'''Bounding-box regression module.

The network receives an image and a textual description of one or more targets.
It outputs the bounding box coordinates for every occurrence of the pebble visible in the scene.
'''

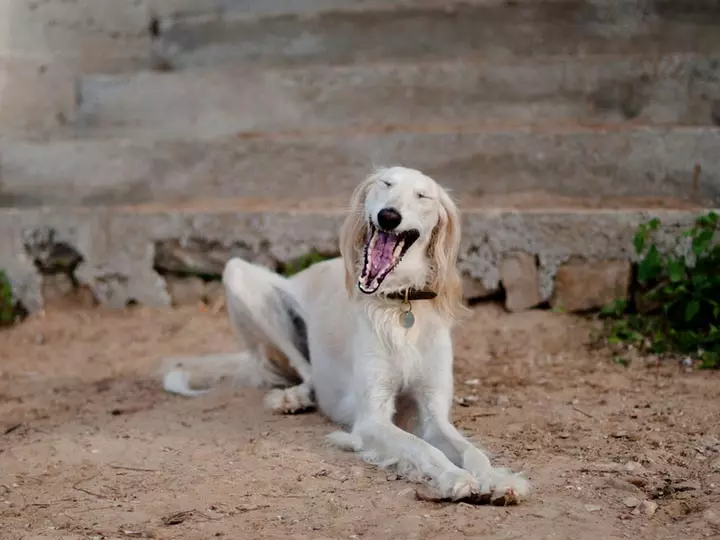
[640,500,658,517]
[495,395,510,407]
[703,509,720,527]
[624,461,645,473]
[623,496,641,508]
[605,477,644,495]
[464,379,480,386]
[584,504,602,513]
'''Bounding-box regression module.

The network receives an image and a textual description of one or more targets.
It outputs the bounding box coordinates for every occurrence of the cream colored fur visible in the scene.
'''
[162,166,530,502]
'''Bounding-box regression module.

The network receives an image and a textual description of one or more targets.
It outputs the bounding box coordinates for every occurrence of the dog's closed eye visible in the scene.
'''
[416,192,431,200]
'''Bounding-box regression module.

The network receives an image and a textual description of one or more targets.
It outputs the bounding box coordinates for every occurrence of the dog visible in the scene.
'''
[163,166,529,503]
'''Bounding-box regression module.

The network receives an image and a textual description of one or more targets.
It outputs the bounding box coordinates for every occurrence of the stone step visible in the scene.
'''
[1,125,718,207]
[152,1,720,70]
[0,196,712,312]
[150,0,534,20]
[75,54,720,138]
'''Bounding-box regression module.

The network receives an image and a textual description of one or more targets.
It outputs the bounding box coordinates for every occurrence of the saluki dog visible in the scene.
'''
[163,166,529,503]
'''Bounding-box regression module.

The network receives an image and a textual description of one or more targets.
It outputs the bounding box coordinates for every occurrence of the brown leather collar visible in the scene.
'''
[384,288,438,301]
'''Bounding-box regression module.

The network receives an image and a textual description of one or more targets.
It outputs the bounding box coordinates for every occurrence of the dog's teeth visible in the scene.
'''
[392,239,405,262]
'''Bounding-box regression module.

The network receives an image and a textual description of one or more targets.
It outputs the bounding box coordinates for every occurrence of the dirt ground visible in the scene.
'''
[1,302,719,540]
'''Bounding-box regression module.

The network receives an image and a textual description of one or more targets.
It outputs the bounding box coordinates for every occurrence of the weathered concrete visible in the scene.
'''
[155,2,720,69]
[0,58,78,138]
[2,127,718,207]
[0,202,714,313]
[551,258,632,312]
[500,252,542,312]
[74,54,720,139]
[149,0,525,19]
[0,0,152,137]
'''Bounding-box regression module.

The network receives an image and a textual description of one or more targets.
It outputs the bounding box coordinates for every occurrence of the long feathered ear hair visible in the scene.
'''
[427,186,466,324]
[339,174,376,297]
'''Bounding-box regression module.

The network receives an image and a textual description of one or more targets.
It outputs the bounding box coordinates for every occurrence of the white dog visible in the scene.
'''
[163,166,529,503]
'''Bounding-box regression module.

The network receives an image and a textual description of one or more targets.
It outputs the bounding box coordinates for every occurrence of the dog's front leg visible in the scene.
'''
[350,401,481,500]
[416,334,530,502]
[333,355,480,499]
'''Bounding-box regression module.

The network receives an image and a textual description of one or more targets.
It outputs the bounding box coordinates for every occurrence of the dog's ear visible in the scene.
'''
[427,186,464,323]
[339,175,374,296]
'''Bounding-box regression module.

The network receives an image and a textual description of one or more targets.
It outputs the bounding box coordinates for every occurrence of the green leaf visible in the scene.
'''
[637,246,663,283]
[633,231,646,254]
[692,229,715,256]
[685,300,701,322]
[668,259,685,283]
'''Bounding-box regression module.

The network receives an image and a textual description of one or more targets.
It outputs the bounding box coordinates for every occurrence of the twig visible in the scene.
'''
[572,406,594,419]
[72,473,108,500]
[3,423,22,435]
[109,465,157,473]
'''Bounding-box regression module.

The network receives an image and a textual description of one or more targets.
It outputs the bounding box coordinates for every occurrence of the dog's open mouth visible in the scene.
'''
[358,225,420,294]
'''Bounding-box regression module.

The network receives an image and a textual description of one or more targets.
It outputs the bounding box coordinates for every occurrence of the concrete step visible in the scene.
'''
[152,1,720,69]
[1,125,718,207]
[75,54,720,139]
[0,196,711,312]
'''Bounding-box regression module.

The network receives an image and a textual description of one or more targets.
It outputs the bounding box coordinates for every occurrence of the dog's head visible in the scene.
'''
[339,166,463,321]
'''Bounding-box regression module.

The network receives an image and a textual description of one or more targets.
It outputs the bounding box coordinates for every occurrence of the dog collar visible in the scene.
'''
[384,288,438,301]
[380,289,437,329]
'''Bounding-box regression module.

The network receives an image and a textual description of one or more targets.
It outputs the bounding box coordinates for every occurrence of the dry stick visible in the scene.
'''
[572,406,594,419]
[109,465,157,473]
[72,473,108,500]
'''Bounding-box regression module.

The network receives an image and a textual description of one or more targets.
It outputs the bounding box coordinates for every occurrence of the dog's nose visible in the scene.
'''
[377,207,402,230]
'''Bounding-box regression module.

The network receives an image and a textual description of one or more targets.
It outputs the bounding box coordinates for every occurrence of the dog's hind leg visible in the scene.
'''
[223,258,315,414]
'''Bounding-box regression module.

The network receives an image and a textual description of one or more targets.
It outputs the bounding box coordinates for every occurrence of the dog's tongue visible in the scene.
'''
[359,230,401,293]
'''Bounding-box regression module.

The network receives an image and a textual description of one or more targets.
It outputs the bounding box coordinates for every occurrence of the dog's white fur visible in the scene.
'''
[163,166,529,501]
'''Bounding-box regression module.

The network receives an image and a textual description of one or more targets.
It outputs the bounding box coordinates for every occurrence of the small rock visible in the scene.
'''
[664,500,692,519]
[624,476,648,488]
[454,396,478,407]
[584,504,602,513]
[558,432,571,439]
[495,394,510,407]
[605,477,644,495]
[624,461,645,473]
[674,480,701,492]
[166,276,207,306]
[464,378,480,386]
[703,509,720,527]
[500,252,542,312]
[623,496,641,508]
[640,500,658,517]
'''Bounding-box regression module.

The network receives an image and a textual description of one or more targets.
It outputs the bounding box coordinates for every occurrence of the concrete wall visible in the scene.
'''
[0,0,152,138]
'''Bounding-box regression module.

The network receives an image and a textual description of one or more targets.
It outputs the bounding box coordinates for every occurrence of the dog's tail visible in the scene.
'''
[160,351,288,397]
[160,258,311,397]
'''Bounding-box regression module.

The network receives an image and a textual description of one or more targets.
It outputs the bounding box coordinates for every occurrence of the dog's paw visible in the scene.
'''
[437,470,481,501]
[263,384,315,414]
[477,468,530,506]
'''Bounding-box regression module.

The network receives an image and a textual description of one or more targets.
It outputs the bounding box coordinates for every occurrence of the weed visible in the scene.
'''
[0,270,16,327]
[278,252,337,277]
[602,211,720,369]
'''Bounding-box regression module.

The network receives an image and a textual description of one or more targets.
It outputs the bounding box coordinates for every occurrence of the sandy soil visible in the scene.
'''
[1,303,719,540]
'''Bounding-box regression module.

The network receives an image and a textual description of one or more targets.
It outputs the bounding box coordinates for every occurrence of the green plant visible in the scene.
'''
[0,270,15,327]
[602,211,720,369]
[279,251,337,277]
